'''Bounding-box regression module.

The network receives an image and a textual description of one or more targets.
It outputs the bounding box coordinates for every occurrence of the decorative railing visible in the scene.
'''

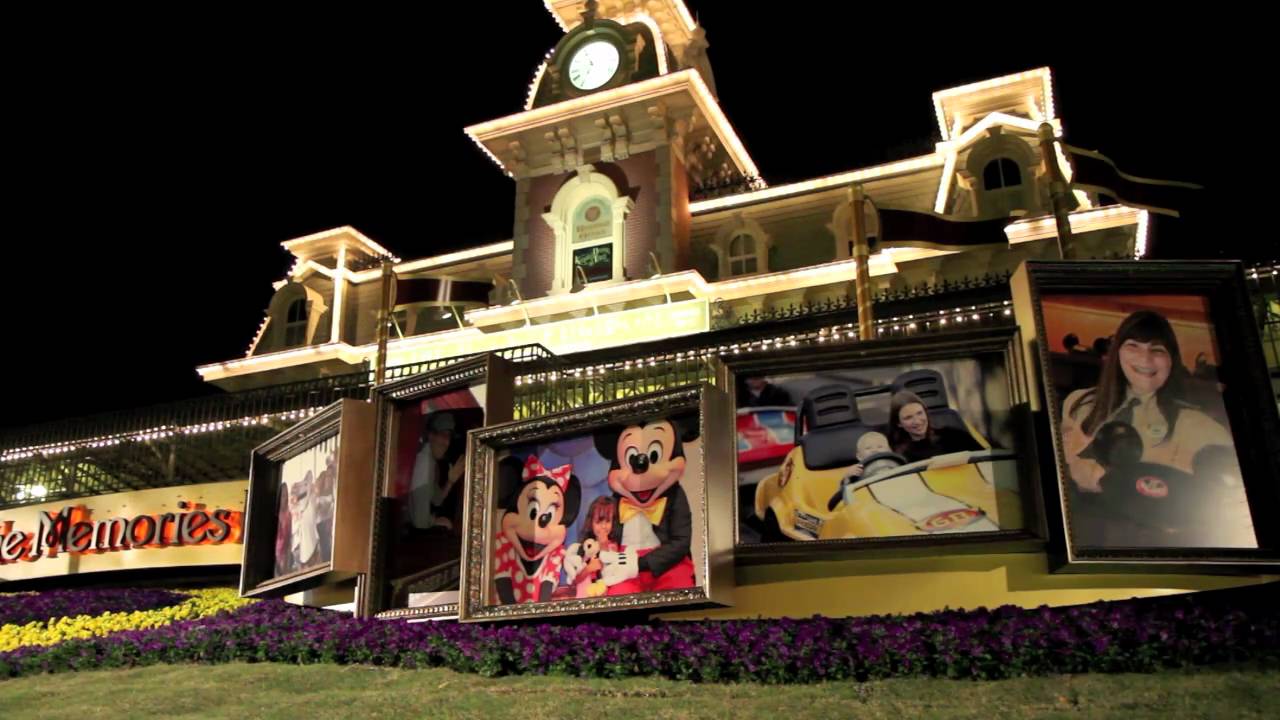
[5,263,1276,510]
[0,345,555,509]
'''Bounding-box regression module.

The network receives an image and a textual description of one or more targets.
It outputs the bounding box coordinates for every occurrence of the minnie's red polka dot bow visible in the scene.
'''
[522,455,573,492]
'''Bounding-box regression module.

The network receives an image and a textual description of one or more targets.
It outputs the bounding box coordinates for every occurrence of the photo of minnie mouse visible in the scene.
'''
[492,455,581,604]
[487,411,704,607]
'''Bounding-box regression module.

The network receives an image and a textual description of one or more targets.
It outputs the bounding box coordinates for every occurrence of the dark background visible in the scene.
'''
[3,4,1251,429]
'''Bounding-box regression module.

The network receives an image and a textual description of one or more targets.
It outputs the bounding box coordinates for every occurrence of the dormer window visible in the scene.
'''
[260,282,327,355]
[963,133,1039,219]
[715,216,772,277]
[729,232,759,275]
[284,298,308,347]
[983,157,1022,190]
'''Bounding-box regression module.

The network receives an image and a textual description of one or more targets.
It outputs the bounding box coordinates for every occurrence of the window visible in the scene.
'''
[729,232,759,275]
[389,309,408,339]
[847,235,878,258]
[543,166,634,293]
[573,243,614,283]
[983,158,1022,190]
[571,197,615,284]
[284,298,308,347]
[409,305,466,336]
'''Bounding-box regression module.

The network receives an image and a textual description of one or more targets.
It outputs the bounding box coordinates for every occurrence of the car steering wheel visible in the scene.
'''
[826,451,908,511]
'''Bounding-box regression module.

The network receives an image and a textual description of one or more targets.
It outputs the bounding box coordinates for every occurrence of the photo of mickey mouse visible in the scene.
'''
[491,454,581,604]
[461,389,726,623]
[567,416,697,595]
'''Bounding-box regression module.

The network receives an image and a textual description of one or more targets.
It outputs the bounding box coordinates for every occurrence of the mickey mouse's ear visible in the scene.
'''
[674,414,700,443]
[593,427,621,460]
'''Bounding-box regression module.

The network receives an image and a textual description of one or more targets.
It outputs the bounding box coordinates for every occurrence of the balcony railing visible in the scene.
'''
[5,263,1276,510]
[0,345,555,509]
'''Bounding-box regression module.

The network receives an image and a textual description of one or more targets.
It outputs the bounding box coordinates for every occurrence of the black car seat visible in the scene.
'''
[891,369,969,437]
[796,384,869,470]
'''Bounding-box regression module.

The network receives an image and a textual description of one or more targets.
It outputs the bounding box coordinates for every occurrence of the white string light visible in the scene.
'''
[510,299,1015,388]
[0,405,329,464]
[13,263,1272,462]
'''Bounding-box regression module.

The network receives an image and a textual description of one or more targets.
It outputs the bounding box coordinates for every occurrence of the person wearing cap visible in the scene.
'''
[408,412,465,532]
[737,375,793,408]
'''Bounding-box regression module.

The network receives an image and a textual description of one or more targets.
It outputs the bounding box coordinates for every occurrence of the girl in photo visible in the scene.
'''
[567,496,619,598]
[1059,309,1253,546]
[887,391,981,462]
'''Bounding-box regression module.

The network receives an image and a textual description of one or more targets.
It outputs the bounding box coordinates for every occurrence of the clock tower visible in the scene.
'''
[466,0,758,297]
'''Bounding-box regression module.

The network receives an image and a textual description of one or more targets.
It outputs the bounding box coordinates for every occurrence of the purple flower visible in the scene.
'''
[0,588,183,626]
[2,587,1277,683]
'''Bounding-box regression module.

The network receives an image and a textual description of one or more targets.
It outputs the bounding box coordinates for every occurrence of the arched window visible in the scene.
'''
[543,166,634,293]
[284,298,308,347]
[828,198,879,260]
[728,232,759,275]
[715,216,771,276]
[571,196,615,284]
[982,157,1022,190]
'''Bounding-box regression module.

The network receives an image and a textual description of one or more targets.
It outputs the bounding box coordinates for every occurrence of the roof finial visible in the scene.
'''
[582,0,598,24]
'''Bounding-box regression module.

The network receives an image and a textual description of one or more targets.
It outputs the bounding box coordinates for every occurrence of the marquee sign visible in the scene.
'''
[0,481,247,583]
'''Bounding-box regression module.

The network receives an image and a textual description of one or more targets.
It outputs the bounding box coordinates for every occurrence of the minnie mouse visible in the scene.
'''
[572,417,696,594]
[492,455,581,604]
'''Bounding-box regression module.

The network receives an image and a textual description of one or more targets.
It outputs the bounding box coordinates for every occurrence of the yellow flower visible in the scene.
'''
[0,588,253,652]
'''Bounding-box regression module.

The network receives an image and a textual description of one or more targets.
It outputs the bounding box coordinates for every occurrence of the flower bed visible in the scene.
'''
[2,587,1278,682]
[0,588,251,652]
[0,588,183,628]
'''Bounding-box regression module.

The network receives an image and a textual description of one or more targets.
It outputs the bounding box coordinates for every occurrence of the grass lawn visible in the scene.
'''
[1,662,1277,719]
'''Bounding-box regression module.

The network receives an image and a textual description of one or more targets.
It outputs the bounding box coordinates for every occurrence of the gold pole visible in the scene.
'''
[849,185,873,340]
[1038,122,1074,259]
[373,259,394,387]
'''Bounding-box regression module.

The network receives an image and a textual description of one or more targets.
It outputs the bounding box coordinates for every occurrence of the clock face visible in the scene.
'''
[567,39,620,91]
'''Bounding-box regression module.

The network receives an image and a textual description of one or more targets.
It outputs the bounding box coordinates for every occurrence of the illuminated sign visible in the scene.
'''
[0,502,240,563]
[0,481,247,582]
[388,298,710,366]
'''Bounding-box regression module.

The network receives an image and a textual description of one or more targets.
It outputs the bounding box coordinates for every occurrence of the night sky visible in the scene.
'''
[3,5,1249,431]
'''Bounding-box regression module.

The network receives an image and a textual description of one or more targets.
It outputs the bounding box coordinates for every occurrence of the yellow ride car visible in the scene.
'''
[753,372,1022,542]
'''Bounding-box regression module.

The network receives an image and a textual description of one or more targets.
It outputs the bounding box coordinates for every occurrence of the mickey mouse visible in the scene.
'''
[578,417,695,594]
[492,454,581,604]
[1076,420,1242,548]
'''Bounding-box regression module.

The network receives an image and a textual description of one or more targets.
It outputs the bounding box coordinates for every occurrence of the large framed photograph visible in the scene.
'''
[457,385,734,622]
[240,398,376,598]
[368,355,515,620]
[726,327,1042,562]
[1012,260,1280,570]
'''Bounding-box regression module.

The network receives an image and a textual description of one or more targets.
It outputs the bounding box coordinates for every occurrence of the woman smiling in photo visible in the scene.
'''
[1060,310,1234,492]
